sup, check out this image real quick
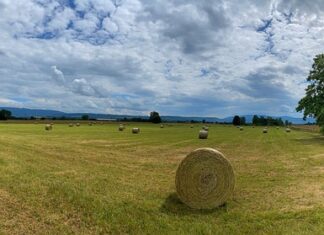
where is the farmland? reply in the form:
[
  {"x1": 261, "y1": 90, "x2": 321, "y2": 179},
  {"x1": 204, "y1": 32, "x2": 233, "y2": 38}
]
[{"x1": 0, "y1": 123, "x2": 323, "y2": 234}]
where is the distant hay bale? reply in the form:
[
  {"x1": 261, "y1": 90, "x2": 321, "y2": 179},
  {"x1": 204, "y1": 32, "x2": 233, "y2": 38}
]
[
  {"x1": 132, "y1": 127, "x2": 140, "y2": 134},
  {"x1": 286, "y1": 128, "x2": 291, "y2": 133},
  {"x1": 160, "y1": 124, "x2": 164, "y2": 128},
  {"x1": 176, "y1": 148, "x2": 235, "y2": 209},
  {"x1": 203, "y1": 126, "x2": 209, "y2": 131},
  {"x1": 76, "y1": 123, "x2": 80, "y2": 127},
  {"x1": 190, "y1": 125, "x2": 194, "y2": 128},
  {"x1": 88, "y1": 122, "x2": 93, "y2": 126},
  {"x1": 199, "y1": 130, "x2": 208, "y2": 139},
  {"x1": 263, "y1": 128, "x2": 268, "y2": 133},
  {"x1": 69, "y1": 123, "x2": 74, "y2": 127},
  {"x1": 276, "y1": 127, "x2": 279, "y2": 129},
  {"x1": 45, "y1": 124, "x2": 52, "y2": 131},
  {"x1": 240, "y1": 127, "x2": 243, "y2": 131},
  {"x1": 119, "y1": 124, "x2": 125, "y2": 131}
]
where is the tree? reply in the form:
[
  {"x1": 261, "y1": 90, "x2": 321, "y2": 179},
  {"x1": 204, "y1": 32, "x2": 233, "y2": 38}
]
[
  {"x1": 81, "y1": 114, "x2": 89, "y2": 120},
  {"x1": 240, "y1": 116, "x2": 246, "y2": 125},
  {"x1": 296, "y1": 54, "x2": 324, "y2": 133},
  {"x1": 0, "y1": 109, "x2": 12, "y2": 120},
  {"x1": 149, "y1": 111, "x2": 161, "y2": 123},
  {"x1": 232, "y1": 115, "x2": 241, "y2": 126},
  {"x1": 252, "y1": 115, "x2": 259, "y2": 126}
]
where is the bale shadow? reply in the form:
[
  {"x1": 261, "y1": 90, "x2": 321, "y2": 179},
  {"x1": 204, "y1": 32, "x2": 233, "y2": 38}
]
[{"x1": 160, "y1": 193, "x2": 228, "y2": 216}]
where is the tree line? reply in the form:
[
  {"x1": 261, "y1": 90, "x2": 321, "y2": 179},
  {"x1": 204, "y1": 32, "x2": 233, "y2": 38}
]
[{"x1": 232, "y1": 115, "x2": 291, "y2": 126}]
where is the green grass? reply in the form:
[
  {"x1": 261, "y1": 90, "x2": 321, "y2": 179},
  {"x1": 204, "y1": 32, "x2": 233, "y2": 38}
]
[{"x1": 0, "y1": 123, "x2": 323, "y2": 234}]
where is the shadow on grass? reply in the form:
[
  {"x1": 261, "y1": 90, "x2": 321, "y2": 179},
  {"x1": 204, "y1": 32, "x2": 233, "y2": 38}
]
[
  {"x1": 292, "y1": 135, "x2": 324, "y2": 146},
  {"x1": 160, "y1": 193, "x2": 228, "y2": 216}
]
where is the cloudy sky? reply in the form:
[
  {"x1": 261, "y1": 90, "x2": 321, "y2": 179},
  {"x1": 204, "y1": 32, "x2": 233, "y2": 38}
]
[{"x1": 0, "y1": 0, "x2": 323, "y2": 117}]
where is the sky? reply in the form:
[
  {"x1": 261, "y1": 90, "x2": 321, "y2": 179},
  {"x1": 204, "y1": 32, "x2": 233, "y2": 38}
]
[{"x1": 0, "y1": 0, "x2": 323, "y2": 117}]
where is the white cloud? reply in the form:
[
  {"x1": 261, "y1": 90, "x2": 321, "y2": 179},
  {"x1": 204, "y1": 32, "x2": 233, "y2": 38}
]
[{"x1": 0, "y1": 0, "x2": 324, "y2": 117}]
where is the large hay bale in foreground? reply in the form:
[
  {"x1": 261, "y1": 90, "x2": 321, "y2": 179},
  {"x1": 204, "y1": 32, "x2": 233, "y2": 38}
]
[
  {"x1": 45, "y1": 124, "x2": 52, "y2": 131},
  {"x1": 199, "y1": 130, "x2": 208, "y2": 139},
  {"x1": 132, "y1": 127, "x2": 140, "y2": 134},
  {"x1": 176, "y1": 148, "x2": 235, "y2": 209}
]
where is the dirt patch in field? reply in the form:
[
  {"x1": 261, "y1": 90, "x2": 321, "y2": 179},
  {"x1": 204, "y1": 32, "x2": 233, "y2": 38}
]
[{"x1": 281, "y1": 182, "x2": 324, "y2": 212}]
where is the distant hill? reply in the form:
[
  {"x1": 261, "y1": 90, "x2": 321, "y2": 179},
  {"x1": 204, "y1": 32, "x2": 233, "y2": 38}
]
[{"x1": 0, "y1": 107, "x2": 316, "y2": 124}]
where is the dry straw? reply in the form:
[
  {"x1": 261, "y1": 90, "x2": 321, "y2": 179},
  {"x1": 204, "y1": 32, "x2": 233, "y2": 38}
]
[
  {"x1": 199, "y1": 130, "x2": 208, "y2": 139},
  {"x1": 175, "y1": 148, "x2": 235, "y2": 209},
  {"x1": 132, "y1": 127, "x2": 140, "y2": 134}
]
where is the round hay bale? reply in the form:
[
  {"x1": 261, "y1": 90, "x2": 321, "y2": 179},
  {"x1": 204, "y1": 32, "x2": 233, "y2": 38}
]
[
  {"x1": 76, "y1": 123, "x2": 80, "y2": 127},
  {"x1": 160, "y1": 124, "x2": 164, "y2": 128},
  {"x1": 286, "y1": 128, "x2": 291, "y2": 133},
  {"x1": 119, "y1": 125, "x2": 125, "y2": 131},
  {"x1": 240, "y1": 127, "x2": 243, "y2": 131},
  {"x1": 203, "y1": 126, "x2": 209, "y2": 131},
  {"x1": 263, "y1": 128, "x2": 268, "y2": 133},
  {"x1": 69, "y1": 123, "x2": 74, "y2": 127},
  {"x1": 190, "y1": 125, "x2": 194, "y2": 128},
  {"x1": 88, "y1": 122, "x2": 93, "y2": 126},
  {"x1": 45, "y1": 124, "x2": 52, "y2": 131},
  {"x1": 199, "y1": 130, "x2": 208, "y2": 139},
  {"x1": 132, "y1": 127, "x2": 140, "y2": 134},
  {"x1": 176, "y1": 148, "x2": 235, "y2": 209},
  {"x1": 276, "y1": 127, "x2": 279, "y2": 129}
]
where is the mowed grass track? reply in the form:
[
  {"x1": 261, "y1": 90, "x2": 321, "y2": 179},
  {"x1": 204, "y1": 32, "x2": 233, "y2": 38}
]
[{"x1": 0, "y1": 123, "x2": 323, "y2": 234}]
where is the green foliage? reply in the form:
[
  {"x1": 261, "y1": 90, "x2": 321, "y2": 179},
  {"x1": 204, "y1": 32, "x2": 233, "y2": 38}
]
[
  {"x1": 296, "y1": 54, "x2": 324, "y2": 133},
  {"x1": 252, "y1": 115, "x2": 284, "y2": 126},
  {"x1": 81, "y1": 114, "x2": 89, "y2": 120},
  {"x1": 0, "y1": 109, "x2": 12, "y2": 120},
  {"x1": 149, "y1": 111, "x2": 162, "y2": 123},
  {"x1": 232, "y1": 115, "x2": 241, "y2": 126}
]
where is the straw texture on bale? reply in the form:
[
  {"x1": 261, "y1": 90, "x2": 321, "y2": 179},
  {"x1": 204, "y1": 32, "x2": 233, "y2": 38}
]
[
  {"x1": 176, "y1": 148, "x2": 235, "y2": 209},
  {"x1": 199, "y1": 130, "x2": 208, "y2": 139},
  {"x1": 132, "y1": 128, "x2": 140, "y2": 134},
  {"x1": 45, "y1": 124, "x2": 52, "y2": 131}
]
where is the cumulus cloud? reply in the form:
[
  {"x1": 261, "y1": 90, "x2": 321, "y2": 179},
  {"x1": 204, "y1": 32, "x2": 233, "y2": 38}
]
[{"x1": 0, "y1": 0, "x2": 324, "y2": 116}]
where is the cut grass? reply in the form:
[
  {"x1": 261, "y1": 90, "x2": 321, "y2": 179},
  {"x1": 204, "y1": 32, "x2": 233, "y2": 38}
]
[{"x1": 0, "y1": 123, "x2": 323, "y2": 234}]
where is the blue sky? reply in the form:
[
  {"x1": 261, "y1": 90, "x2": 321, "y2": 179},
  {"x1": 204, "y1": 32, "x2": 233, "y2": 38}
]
[{"x1": 0, "y1": 0, "x2": 323, "y2": 117}]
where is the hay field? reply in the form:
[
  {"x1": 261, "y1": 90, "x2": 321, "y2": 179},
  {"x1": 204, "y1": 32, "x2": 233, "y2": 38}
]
[{"x1": 0, "y1": 123, "x2": 323, "y2": 234}]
